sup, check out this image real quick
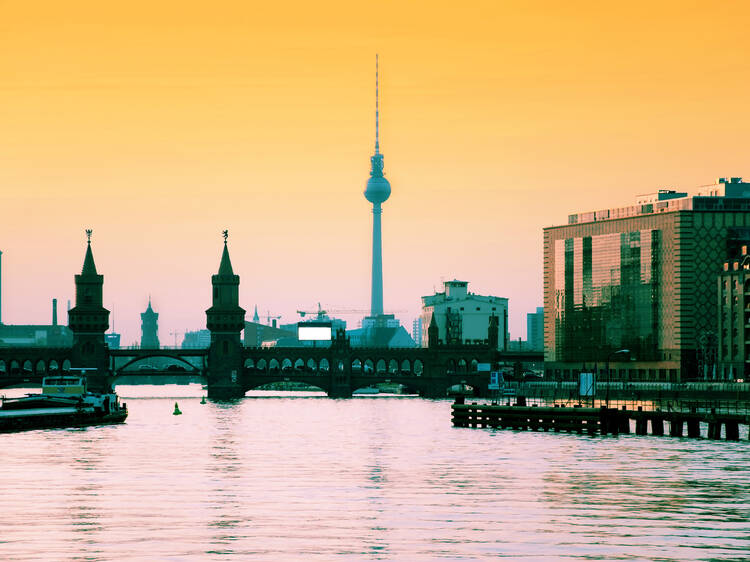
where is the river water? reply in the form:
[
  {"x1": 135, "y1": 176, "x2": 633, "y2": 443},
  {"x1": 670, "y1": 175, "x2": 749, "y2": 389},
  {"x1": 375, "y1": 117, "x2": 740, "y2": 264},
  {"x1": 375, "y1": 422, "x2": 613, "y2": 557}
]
[{"x1": 2, "y1": 385, "x2": 750, "y2": 561}]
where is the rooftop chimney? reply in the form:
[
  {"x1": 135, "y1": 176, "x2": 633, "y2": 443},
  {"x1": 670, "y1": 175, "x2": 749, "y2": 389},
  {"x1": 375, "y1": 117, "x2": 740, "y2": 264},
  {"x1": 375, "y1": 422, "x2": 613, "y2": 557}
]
[{"x1": 52, "y1": 298, "x2": 58, "y2": 326}]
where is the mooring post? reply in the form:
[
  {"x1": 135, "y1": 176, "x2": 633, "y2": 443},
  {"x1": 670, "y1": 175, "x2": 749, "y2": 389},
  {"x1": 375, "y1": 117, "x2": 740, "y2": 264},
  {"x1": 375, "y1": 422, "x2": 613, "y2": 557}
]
[
  {"x1": 686, "y1": 418, "x2": 700, "y2": 438},
  {"x1": 669, "y1": 416, "x2": 684, "y2": 437},
  {"x1": 619, "y1": 405, "x2": 630, "y2": 434},
  {"x1": 725, "y1": 420, "x2": 740, "y2": 441},
  {"x1": 651, "y1": 410, "x2": 664, "y2": 436},
  {"x1": 635, "y1": 406, "x2": 648, "y2": 435},
  {"x1": 706, "y1": 408, "x2": 721, "y2": 440}
]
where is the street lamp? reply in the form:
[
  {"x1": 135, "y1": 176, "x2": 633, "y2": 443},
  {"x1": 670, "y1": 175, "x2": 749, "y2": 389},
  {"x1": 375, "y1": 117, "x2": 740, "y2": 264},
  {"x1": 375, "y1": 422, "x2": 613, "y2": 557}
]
[{"x1": 606, "y1": 349, "x2": 630, "y2": 408}]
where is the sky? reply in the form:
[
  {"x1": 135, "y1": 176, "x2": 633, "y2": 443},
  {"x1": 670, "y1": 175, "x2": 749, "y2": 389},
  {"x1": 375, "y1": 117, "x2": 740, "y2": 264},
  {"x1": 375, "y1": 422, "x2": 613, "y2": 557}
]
[{"x1": 1, "y1": 0, "x2": 749, "y2": 346}]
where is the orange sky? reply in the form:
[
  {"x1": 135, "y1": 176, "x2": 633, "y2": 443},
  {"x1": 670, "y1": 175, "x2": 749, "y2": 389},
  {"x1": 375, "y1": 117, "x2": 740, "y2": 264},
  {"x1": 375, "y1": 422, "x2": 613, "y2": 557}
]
[{"x1": 1, "y1": 0, "x2": 749, "y2": 344}]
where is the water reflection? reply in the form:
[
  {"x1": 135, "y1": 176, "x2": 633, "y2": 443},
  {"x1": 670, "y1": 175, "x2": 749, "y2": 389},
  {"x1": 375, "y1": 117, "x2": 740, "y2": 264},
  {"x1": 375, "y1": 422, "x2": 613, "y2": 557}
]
[{"x1": 1, "y1": 392, "x2": 750, "y2": 561}]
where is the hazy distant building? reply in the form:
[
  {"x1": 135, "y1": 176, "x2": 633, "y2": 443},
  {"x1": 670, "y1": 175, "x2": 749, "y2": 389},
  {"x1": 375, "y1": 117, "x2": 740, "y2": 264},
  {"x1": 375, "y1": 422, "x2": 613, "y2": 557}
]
[
  {"x1": 182, "y1": 329, "x2": 210, "y2": 348},
  {"x1": 140, "y1": 298, "x2": 160, "y2": 348},
  {"x1": 348, "y1": 317, "x2": 416, "y2": 348},
  {"x1": 420, "y1": 280, "x2": 508, "y2": 350},
  {"x1": 0, "y1": 298, "x2": 72, "y2": 347},
  {"x1": 526, "y1": 307, "x2": 544, "y2": 352},
  {"x1": 244, "y1": 321, "x2": 296, "y2": 347},
  {"x1": 544, "y1": 177, "x2": 750, "y2": 382},
  {"x1": 105, "y1": 332, "x2": 121, "y2": 350}
]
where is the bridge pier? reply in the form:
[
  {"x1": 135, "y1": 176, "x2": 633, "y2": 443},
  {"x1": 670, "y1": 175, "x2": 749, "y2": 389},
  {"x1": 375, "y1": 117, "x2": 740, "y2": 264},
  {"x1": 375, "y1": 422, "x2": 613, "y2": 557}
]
[{"x1": 207, "y1": 381, "x2": 245, "y2": 400}]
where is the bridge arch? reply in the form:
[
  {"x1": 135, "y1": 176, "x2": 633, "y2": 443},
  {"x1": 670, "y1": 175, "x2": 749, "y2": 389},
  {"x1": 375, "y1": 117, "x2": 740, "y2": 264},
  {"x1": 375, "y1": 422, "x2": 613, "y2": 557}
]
[
  {"x1": 49, "y1": 360, "x2": 59, "y2": 372},
  {"x1": 0, "y1": 359, "x2": 5, "y2": 373},
  {"x1": 388, "y1": 359, "x2": 398, "y2": 374},
  {"x1": 257, "y1": 358, "x2": 267, "y2": 372},
  {"x1": 414, "y1": 359, "x2": 423, "y2": 375},
  {"x1": 470, "y1": 359, "x2": 479, "y2": 372},
  {"x1": 352, "y1": 358, "x2": 362, "y2": 373},
  {"x1": 446, "y1": 359, "x2": 456, "y2": 374},
  {"x1": 269, "y1": 358, "x2": 280, "y2": 372},
  {"x1": 23, "y1": 360, "x2": 32, "y2": 373},
  {"x1": 245, "y1": 378, "x2": 330, "y2": 395},
  {"x1": 376, "y1": 359, "x2": 386, "y2": 374},
  {"x1": 116, "y1": 354, "x2": 201, "y2": 373},
  {"x1": 294, "y1": 358, "x2": 305, "y2": 371},
  {"x1": 244, "y1": 358, "x2": 255, "y2": 371},
  {"x1": 35, "y1": 359, "x2": 46, "y2": 375},
  {"x1": 306, "y1": 358, "x2": 317, "y2": 372},
  {"x1": 364, "y1": 359, "x2": 374, "y2": 374},
  {"x1": 320, "y1": 358, "x2": 330, "y2": 372},
  {"x1": 281, "y1": 358, "x2": 292, "y2": 371},
  {"x1": 400, "y1": 359, "x2": 411, "y2": 374},
  {"x1": 458, "y1": 358, "x2": 467, "y2": 373}
]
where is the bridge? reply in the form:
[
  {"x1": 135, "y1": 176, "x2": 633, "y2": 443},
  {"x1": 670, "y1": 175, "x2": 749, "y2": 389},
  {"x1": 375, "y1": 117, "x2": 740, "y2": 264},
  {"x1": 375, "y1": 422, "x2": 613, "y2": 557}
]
[
  {"x1": 0, "y1": 339, "x2": 516, "y2": 398},
  {"x1": 0, "y1": 233, "x2": 543, "y2": 398}
]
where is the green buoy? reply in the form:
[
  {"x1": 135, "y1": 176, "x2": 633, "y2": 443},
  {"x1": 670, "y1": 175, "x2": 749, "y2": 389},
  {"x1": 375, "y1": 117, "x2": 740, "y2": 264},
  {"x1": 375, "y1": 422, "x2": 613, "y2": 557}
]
[
  {"x1": 173, "y1": 402, "x2": 182, "y2": 415},
  {"x1": 200, "y1": 396, "x2": 206, "y2": 404}
]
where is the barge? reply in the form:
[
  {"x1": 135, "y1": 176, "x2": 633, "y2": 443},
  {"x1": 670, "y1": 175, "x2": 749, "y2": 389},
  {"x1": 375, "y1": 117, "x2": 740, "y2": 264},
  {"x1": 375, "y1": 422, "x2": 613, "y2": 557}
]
[{"x1": 0, "y1": 374, "x2": 127, "y2": 433}]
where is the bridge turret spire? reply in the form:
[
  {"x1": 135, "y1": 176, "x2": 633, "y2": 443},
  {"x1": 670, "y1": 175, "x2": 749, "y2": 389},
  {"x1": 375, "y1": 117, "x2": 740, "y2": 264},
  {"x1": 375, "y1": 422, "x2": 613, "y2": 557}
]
[
  {"x1": 81, "y1": 229, "x2": 98, "y2": 276},
  {"x1": 68, "y1": 229, "x2": 110, "y2": 391},
  {"x1": 206, "y1": 232, "x2": 246, "y2": 398},
  {"x1": 428, "y1": 312, "x2": 439, "y2": 348}
]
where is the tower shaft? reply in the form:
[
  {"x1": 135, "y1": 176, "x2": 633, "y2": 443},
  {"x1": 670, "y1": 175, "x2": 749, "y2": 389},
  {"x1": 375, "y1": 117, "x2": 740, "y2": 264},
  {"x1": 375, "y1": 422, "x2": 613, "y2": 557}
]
[{"x1": 371, "y1": 203, "x2": 384, "y2": 316}]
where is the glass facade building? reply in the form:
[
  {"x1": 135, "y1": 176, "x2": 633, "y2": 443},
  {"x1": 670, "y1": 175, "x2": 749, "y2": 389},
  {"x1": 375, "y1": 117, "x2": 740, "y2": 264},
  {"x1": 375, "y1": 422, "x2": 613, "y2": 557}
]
[{"x1": 544, "y1": 179, "x2": 750, "y2": 381}]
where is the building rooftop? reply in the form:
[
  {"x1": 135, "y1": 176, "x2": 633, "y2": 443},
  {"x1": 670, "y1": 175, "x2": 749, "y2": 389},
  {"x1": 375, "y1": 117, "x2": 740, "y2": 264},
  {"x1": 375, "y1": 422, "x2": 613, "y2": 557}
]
[{"x1": 549, "y1": 177, "x2": 750, "y2": 229}]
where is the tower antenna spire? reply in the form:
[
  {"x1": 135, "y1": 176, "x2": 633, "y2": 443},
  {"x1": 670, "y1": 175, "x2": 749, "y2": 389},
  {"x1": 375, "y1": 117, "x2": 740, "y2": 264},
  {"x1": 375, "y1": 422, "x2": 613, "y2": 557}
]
[{"x1": 375, "y1": 53, "x2": 380, "y2": 155}]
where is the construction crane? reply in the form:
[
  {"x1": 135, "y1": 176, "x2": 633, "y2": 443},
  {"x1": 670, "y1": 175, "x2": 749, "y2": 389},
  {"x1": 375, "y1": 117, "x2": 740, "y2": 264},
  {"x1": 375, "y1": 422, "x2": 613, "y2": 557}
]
[
  {"x1": 296, "y1": 303, "x2": 329, "y2": 320},
  {"x1": 297, "y1": 303, "x2": 405, "y2": 320},
  {"x1": 266, "y1": 312, "x2": 282, "y2": 326}
]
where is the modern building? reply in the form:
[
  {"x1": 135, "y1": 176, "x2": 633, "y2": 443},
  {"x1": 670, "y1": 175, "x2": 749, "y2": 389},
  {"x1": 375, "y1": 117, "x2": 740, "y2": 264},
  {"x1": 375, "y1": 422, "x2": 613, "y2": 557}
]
[
  {"x1": 526, "y1": 307, "x2": 544, "y2": 352},
  {"x1": 544, "y1": 177, "x2": 750, "y2": 382},
  {"x1": 412, "y1": 317, "x2": 423, "y2": 347},
  {"x1": 717, "y1": 248, "x2": 750, "y2": 380},
  {"x1": 420, "y1": 280, "x2": 508, "y2": 350},
  {"x1": 140, "y1": 298, "x2": 160, "y2": 348}
]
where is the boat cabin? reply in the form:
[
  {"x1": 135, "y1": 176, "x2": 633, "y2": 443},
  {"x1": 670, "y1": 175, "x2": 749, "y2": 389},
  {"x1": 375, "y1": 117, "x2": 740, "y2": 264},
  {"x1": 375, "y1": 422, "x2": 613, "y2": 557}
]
[{"x1": 41, "y1": 375, "x2": 86, "y2": 396}]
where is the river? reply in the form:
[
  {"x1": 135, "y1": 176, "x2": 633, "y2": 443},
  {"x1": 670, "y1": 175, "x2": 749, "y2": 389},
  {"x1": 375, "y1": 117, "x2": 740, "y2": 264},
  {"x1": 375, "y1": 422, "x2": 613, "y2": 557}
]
[{"x1": 1, "y1": 385, "x2": 749, "y2": 561}]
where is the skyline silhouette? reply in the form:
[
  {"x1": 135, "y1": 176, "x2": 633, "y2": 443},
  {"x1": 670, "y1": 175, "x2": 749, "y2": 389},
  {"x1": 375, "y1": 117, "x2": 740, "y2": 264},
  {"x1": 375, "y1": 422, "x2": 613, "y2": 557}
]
[{"x1": 1, "y1": 1, "x2": 749, "y2": 344}]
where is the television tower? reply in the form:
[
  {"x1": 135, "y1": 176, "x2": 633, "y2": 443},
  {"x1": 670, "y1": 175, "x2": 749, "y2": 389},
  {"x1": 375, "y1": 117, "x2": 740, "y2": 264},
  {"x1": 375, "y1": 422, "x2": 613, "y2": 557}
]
[{"x1": 364, "y1": 54, "x2": 391, "y2": 317}]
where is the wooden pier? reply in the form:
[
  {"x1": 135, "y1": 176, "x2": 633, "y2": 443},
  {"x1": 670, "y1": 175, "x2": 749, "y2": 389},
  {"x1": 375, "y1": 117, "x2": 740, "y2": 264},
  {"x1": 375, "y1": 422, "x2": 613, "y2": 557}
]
[{"x1": 451, "y1": 401, "x2": 749, "y2": 440}]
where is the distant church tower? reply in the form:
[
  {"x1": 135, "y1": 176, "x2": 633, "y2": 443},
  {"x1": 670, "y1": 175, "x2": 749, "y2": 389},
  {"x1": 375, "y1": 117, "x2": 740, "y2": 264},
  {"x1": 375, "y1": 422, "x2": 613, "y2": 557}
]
[
  {"x1": 364, "y1": 54, "x2": 391, "y2": 318},
  {"x1": 140, "y1": 298, "x2": 160, "y2": 348},
  {"x1": 68, "y1": 229, "x2": 110, "y2": 389}
]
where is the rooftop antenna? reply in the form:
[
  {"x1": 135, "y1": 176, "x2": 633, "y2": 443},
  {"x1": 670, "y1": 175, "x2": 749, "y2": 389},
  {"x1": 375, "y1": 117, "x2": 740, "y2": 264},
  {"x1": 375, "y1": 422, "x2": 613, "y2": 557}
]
[{"x1": 375, "y1": 53, "x2": 380, "y2": 155}]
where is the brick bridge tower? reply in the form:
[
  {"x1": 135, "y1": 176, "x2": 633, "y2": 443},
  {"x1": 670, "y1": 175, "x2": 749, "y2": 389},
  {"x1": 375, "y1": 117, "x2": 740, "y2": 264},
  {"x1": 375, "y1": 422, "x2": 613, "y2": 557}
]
[
  {"x1": 206, "y1": 231, "x2": 245, "y2": 399},
  {"x1": 68, "y1": 229, "x2": 110, "y2": 392}
]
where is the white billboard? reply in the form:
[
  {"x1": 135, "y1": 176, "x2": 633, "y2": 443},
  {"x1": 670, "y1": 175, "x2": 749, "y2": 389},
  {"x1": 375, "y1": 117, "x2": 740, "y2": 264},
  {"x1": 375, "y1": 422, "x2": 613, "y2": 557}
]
[{"x1": 298, "y1": 322, "x2": 332, "y2": 341}]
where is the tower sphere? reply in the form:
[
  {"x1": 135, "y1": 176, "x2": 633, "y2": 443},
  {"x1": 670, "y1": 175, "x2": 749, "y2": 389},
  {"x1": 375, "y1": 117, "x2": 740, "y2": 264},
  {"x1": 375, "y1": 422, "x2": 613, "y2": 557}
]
[{"x1": 365, "y1": 174, "x2": 391, "y2": 204}]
